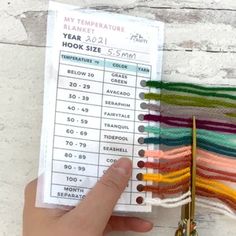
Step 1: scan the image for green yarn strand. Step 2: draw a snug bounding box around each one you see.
[226,113,236,118]
[144,93,236,109]
[146,81,236,92]
[146,81,236,101]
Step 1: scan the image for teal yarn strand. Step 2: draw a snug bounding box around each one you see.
[143,126,236,149]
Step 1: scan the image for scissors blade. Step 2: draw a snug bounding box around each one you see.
[191,116,197,221]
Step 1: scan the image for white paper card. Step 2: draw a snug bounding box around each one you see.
[39,1,164,212]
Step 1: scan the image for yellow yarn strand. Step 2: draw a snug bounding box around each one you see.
[197,176,236,196]
[143,172,190,184]
[196,182,236,201]
[163,167,190,178]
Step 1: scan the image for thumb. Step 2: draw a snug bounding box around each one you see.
[67,158,132,232]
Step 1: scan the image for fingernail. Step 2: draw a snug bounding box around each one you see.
[141,220,154,231]
[113,158,132,175]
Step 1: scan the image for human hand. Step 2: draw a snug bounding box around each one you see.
[23,158,153,236]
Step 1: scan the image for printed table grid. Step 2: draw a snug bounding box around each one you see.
[50,50,152,206]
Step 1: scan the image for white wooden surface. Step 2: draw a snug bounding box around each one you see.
[0,0,236,235]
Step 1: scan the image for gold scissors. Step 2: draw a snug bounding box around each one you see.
[175,116,198,236]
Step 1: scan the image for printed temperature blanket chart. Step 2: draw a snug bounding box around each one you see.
[40,3,164,212]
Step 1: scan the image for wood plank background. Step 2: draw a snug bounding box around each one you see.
[0,0,236,235]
